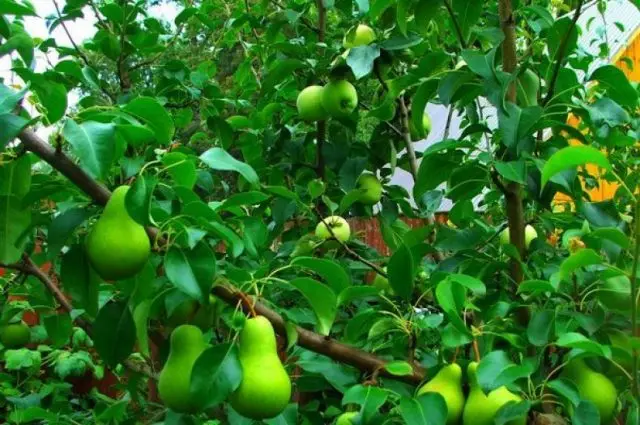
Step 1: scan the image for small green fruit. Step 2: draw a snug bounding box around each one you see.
[499,224,538,250]
[315,216,351,243]
[0,323,30,348]
[230,316,291,419]
[322,80,358,118]
[560,359,617,424]
[86,186,150,281]
[372,268,394,295]
[417,364,465,425]
[343,24,376,48]
[409,112,432,141]
[356,174,383,205]
[297,86,328,121]
[158,325,208,413]
[336,412,358,425]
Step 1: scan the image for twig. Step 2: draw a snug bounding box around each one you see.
[397,96,419,180]
[237,291,257,317]
[444,0,468,48]
[15,254,154,378]
[443,106,454,140]
[129,25,185,71]
[629,198,640,397]
[116,1,131,91]
[542,0,584,105]
[472,339,481,362]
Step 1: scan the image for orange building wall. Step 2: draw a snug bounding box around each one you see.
[554,31,640,207]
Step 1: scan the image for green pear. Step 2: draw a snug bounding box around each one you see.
[561,358,617,424]
[158,325,208,413]
[463,362,526,425]
[372,268,393,295]
[86,185,150,281]
[230,316,291,419]
[409,112,432,141]
[343,24,376,48]
[0,322,30,348]
[322,80,358,118]
[336,412,358,424]
[499,224,538,250]
[226,115,251,130]
[417,363,464,425]
[356,174,383,205]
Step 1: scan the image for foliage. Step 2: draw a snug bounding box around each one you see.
[1,0,639,424]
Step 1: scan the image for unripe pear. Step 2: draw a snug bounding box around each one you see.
[315,216,351,243]
[322,80,358,118]
[230,316,291,419]
[417,363,465,424]
[86,186,150,281]
[336,412,358,424]
[560,358,617,424]
[158,325,208,413]
[499,224,538,250]
[297,86,328,121]
[343,24,376,48]
[0,323,30,348]
[356,174,383,205]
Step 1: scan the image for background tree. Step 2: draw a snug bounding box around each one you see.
[0,0,639,424]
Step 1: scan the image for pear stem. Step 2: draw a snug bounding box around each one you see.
[472,339,481,362]
[237,292,257,318]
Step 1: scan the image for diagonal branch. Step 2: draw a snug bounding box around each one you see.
[16,127,426,385]
[13,254,154,378]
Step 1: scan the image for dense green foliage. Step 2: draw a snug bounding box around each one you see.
[1,0,639,424]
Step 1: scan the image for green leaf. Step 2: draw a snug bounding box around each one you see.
[337,286,380,306]
[0,113,28,148]
[262,59,306,92]
[290,277,337,336]
[217,191,271,211]
[162,152,197,189]
[292,257,351,294]
[164,242,216,304]
[527,310,555,346]
[0,83,28,113]
[8,407,57,423]
[191,343,243,409]
[557,333,611,358]
[0,32,33,66]
[378,33,423,50]
[584,97,630,128]
[477,351,533,391]
[590,228,629,249]
[199,147,259,188]
[572,401,600,425]
[63,120,116,180]
[411,80,438,140]
[60,244,100,317]
[93,301,136,367]
[499,103,542,149]
[0,195,30,263]
[398,393,448,425]
[123,97,175,144]
[447,274,486,296]
[462,47,498,80]
[384,361,414,376]
[546,17,578,61]
[589,65,638,108]
[43,314,72,348]
[342,385,388,422]
[494,160,526,184]
[495,401,531,425]
[0,154,30,197]
[452,0,483,42]
[125,174,157,226]
[133,300,151,357]
[346,45,380,80]
[541,146,612,189]
[388,242,415,299]
[0,0,37,16]
[559,249,602,282]
[47,207,92,259]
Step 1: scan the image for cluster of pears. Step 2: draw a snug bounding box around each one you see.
[556,358,617,424]
[297,80,358,121]
[0,322,30,348]
[86,185,150,281]
[158,315,291,419]
[417,363,526,425]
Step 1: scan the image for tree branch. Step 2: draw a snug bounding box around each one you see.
[542,0,584,105]
[397,96,419,180]
[16,127,429,385]
[14,254,154,378]
[444,0,468,49]
[129,24,185,72]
